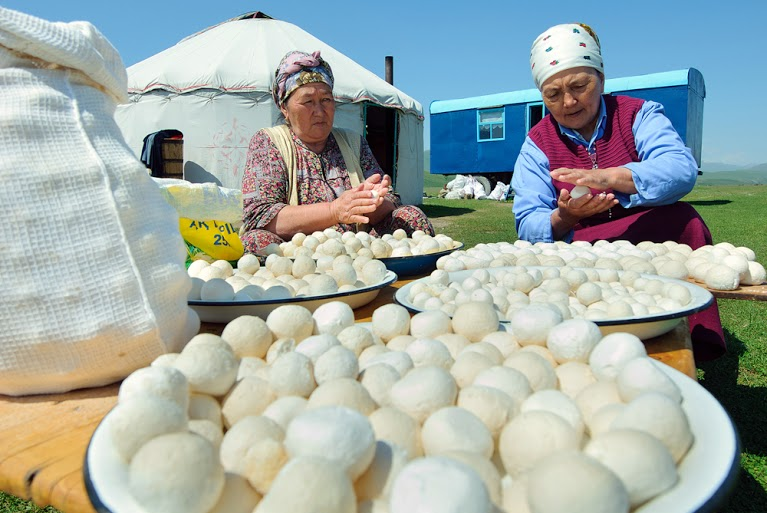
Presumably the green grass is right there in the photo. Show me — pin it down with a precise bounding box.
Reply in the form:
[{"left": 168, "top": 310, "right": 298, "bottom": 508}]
[{"left": 3, "top": 184, "right": 766, "bottom": 512}]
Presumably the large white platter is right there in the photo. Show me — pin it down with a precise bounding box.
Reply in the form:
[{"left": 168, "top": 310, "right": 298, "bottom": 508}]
[
  {"left": 394, "top": 267, "right": 714, "bottom": 340},
  {"left": 83, "top": 360, "right": 738, "bottom": 513},
  {"left": 379, "top": 243, "right": 464, "bottom": 277},
  {"left": 189, "top": 271, "right": 397, "bottom": 323}
]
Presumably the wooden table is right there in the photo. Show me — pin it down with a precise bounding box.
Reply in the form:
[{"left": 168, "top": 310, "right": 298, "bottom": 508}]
[{"left": 0, "top": 276, "right": 698, "bottom": 513}]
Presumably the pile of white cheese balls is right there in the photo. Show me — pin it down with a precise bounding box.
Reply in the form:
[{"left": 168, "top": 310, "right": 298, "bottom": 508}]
[
  {"left": 187, "top": 252, "right": 390, "bottom": 302},
  {"left": 262, "top": 228, "right": 461, "bottom": 260},
  {"left": 436, "top": 239, "right": 765, "bottom": 291},
  {"left": 108, "top": 300, "right": 695, "bottom": 513},
  {"left": 407, "top": 266, "right": 697, "bottom": 323}
]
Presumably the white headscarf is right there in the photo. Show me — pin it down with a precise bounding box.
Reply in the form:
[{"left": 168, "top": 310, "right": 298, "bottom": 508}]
[{"left": 530, "top": 23, "right": 603, "bottom": 90}]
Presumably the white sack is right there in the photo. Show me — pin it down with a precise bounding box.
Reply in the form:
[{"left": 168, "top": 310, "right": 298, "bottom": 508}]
[{"left": 0, "top": 7, "right": 199, "bottom": 395}]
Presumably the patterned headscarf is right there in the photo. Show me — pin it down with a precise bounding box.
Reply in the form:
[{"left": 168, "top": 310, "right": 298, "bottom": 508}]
[
  {"left": 272, "top": 50, "right": 334, "bottom": 107},
  {"left": 530, "top": 23, "right": 603, "bottom": 90}
]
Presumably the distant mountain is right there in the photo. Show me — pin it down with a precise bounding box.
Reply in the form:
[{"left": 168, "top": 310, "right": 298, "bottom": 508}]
[
  {"left": 699, "top": 162, "right": 743, "bottom": 173},
  {"left": 697, "top": 168, "right": 767, "bottom": 186}
]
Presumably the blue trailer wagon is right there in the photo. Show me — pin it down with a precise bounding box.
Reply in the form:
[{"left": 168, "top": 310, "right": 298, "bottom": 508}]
[{"left": 429, "top": 68, "right": 705, "bottom": 194}]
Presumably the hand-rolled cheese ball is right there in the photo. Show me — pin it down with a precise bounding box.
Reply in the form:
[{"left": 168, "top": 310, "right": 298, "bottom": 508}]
[
  {"left": 188, "top": 277, "right": 204, "bottom": 300},
  {"left": 589, "top": 332, "right": 647, "bottom": 381},
  {"left": 584, "top": 429, "right": 678, "bottom": 508},
  {"left": 472, "top": 365, "right": 532, "bottom": 405},
  {"left": 261, "top": 396, "right": 308, "bottom": 430},
  {"left": 221, "top": 315, "right": 273, "bottom": 358},
  {"left": 369, "top": 406, "right": 423, "bottom": 459},
  {"left": 173, "top": 338, "right": 238, "bottom": 396},
  {"left": 266, "top": 305, "right": 315, "bottom": 342},
  {"left": 575, "top": 380, "right": 624, "bottom": 426},
  {"left": 220, "top": 415, "right": 284, "bottom": 475},
  {"left": 436, "top": 333, "right": 472, "bottom": 359},
  {"left": 457, "top": 385, "right": 519, "bottom": 439},
  {"left": 359, "top": 363, "right": 400, "bottom": 407},
  {"left": 498, "top": 410, "right": 580, "bottom": 477},
  {"left": 743, "top": 260, "right": 767, "bottom": 285},
  {"left": 510, "top": 304, "right": 564, "bottom": 347},
  {"left": 264, "top": 337, "right": 296, "bottom": 364},
  {"left": 503, "top": 351, "right": 557, "bottom": 392},
  {"left": 312, "top": 301, "right": 355, "bottom": 336},
  {"left": 118, "top": 365, "right": 190, "bottom": 410},
  {"left": 576, "top": 281, "right": 603, "bottom": 306},
  {"left": 221, "top": 375, "right": 277, "bottom": 428},
  {"left": 389, "top": 456, "right": 491, "bottom": 513},
  {"left": 337, "top": 325, "right": 376, "bottom": 356},
  {"left": 188, "top": 259, "right": 210, "bottom": 278},
  {"left": 372, "top": 304, "right": 411, "bottom": 342},
  {"left": 188, "top": 419, "right": 224, "bottom": 449},
  {"left": 704, "top": 263, "right": 740, "bottom": 290},
  {"left": 450, "top": 351, "right": 495, "bottom": 389},
  {"left": 520, "top": 344, "right": 558, "bottom": 368},
  {"left": 361, "top": 259, "right": 388, "bottom": 285},
  {"left": 295, "top": 333, "right": 340, "bottom": 363},
  {"left": 313, "top": 345, "right": 359, "bottom": 384},
  {"left": 189, "top": 393, "right": 223, "bottom": 427},
  {"left": 208, "top": 473, "right": 262, "bottom": 513},
  {"left": 269, "top": 351, "right": 316, "bottom": 398},
  {"left": 546, "top": 319, "right": 602, "bottom": 364},
  {"left": 358, "top": 344, "right": 390, "bottom": 368},
  {"left": 307, "top": 377, "right": 377, "bottom": 415},
  {"left": 526, "top": 450, "right": 629, "bottom": 513},
  {"left": 459, "top": 341, "right": 504, "bottom": 365},
  {"left": 364, "top": 350, "right": 414, "bottom": 377},
  {"left": 452, "top": 301, "right": 499, "bottom": 342},
  {"left": 198, "top": 264, "right": 227, "bottom": 281},
  {"left": 243, "top": 437, "right": 288, "bottom": 495},
  {"left": 129, "top": 432, "right": 225, "bottom": 513},
  {"left": 615, "top": 357, "right": 682, "bottom": 403},
  {"left": 389, "top": 366, "right": 458, "bottom": 423},
  {"left": 355, "top": 440, "right": 409, "bottom": 502},
  {"left": 611, "top": 392, "right": 693, "bottom": 463},
  {"left": 405, "top": 338, "right": 454, "bottom": 370},
  {"left": 410, "top": 310, "right": 453, "bottom": 339},
  {"left": 284, "top": 405, "right": 375, "bottom": 480},
  {"left": 481, "top": 331, "right": 520, "bottom": 358},
  {"left": 520, "top": 389, "right": 585, "bottom": 439},
  {"left": 200, "top": 278, "right": 235, "bottom": 301},
  {"left": 237, "top": 253, "right": 261, "bottom": 274},
  {"left": 109, "top": 396, "right": 188, "bottom": 461},
  {"left": 569, "top": 185, "right": 591, "bottom": 199},
  {"left": 421, "top": 406, "right": 494, "bottom": 458},
  {"left": 555, "top": 361, "right": 597, "bottom": 398},
  {"left": 386, "top": 334, "right": 415, "bottom": 351},
  {"left": 254, "top": 456, "right": 355, "bottom": 513}
]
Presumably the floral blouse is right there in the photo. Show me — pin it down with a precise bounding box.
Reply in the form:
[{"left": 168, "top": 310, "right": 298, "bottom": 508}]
[{"left": 241, "top": 127, "right": 401, "bottom": 233}]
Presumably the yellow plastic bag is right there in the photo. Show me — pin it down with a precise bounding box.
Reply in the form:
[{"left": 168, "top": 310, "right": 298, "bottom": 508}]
[{"left": 179, "top": 217, "right": 243, "bottom": 263}]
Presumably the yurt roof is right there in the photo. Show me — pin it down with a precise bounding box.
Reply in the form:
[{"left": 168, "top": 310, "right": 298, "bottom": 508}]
[{"left": 126, "top": 12, "right": 423, "bottom": 118}]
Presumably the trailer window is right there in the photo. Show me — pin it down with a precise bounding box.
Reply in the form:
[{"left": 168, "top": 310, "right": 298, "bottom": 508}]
[
  {"left": 527, "top": 103, "right": 545, "bottom": 131},
  {"left": 477, "top": 108, "right": 505, "bottom": 142}
]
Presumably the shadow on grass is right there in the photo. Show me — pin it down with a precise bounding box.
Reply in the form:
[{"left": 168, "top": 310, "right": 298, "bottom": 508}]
[
  {"left": 421, "top": 204, "right": 474, "bottom": 219},
  {"left": 687, "top": 200, "right": 733, "bottom": 206},
  {"left": 698, "top": 330, "right": 767, "bottom": 512}
]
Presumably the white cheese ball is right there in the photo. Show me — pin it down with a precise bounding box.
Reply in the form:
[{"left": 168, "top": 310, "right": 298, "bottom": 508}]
[
  {"left": 173, "top": 338, "right": 238, "bottom": 396},
  {"left": 472, "top": 365, "right": 532, "bottom": 405},
  {"left": 188, "top": 277, "right": 204, "bottom": 300},
  {"left": 266, "top": 305, "right": 315, "bottom": 342},
  {"left": 108, "top": 396, "right": 188, "bottom": 462},
  {"left": 743, "top": 260, "right": 767, "bottom": 285},
  {"left": 459, "top": 341, "right": 504, "bottom": 365},
  {"left": 615, "top": 357, "right": 682, "bottom": 403},
  {"left": 704, "top": 264, "right": 740, "bottom": 290},
  {"left": 555, "top": 361, "right": 597, "bottom": 399},
  {"left": 337, "top": 325, "right": 376, "bottom": 356},
  {"left": 364, "top": 350, "right": 414, "bottom": 377},
  {"left": 437, "top": 333, "right": 472, "bottom": 359},
  {"left": 221, "top": 315, "right": 273, "bottom": 358},
  {"left": 295, "top": 333, "right": 340, "bottom": 363},
  {"left": 503, "top": 351, "right": 557, "bottom": 392},
  {"left": 510, "top": 305, "right": 563, "bottom": 347},
  {"left": 261, "top": 396, "right": 308, "bottom": 430},
  {"left": 243, "top": 438, "right": 288, "bottom": 496},
  {"left": 312, "top": 301, "right": 355, "bottom": 336},
  {"left": 211, "top": 259, "right": 235, "bottom": 277},
  {"left": 457, "top": 385, "right": 519, "bottom": 439},
  {"left": 520, "top": 389, "right": 585, "bottom": 439},
  {"left": 307, "top": 377, "right": 377, "bottom": 415},
  {"left": 450, "top": 351, "right": 495, "bottom": 389},
  {"left": 481, "top": 331, "right": 520, "bottom": 358},
  {"left": 221, "top": 376, "right": 277, "bottom": 428},
  {"left": 421, "top": 406, "right": 494, "bottom": 458},
  {"left": 118, "top": 365, "right": 189, "bottom": 411},
  {"left": 526, "top": 450, "right": 629, "bottom": 513},
  {"left": 452, "top": 301, "right": 499, "bottom": 342},
  {"left": 269, "top": 351, "right": 316, "bottom": 398},
  {"left": 355, "top": 440, "right": 409, "bottom": 502},
  {"left": 576, "top": 281, "right": 603, "bottom": 306},
  {"left": 369, "top": 406, "right": 423, "bottom": 459},
  {"left": 441, "top": 450, "right": 503, "bottom": 507},
  {"left": 589, "top": 332, "right": 648, "bottom": 381},
  {"left": 569, "top": 185, "right": 591, "bottom": 199},
  {"left": 188, "top": 418, "right": 224, "bottom": 450},
  {"left": 284, "top": 405, "right": 376, "bottom": 480},
  {"left": 200, "top": 278, "right": 235, "bottom": 301},
  {"left": 575, "top": 380, "right": 624, "bottom": 426},
  {"left": 610, "top": 392, "right": 693, "bottom": 463},
  {"left": 584, "top": 429, "right": 678, "bottom": 508},
  {"left": 498, "top": 411, "right": 580, "bottom": 477},
  {"left": 220, "top": 416, "right": 285, "bottom": 475},
  {"left": 254, "top": 456, "right": 355, "bottom": 513},
  {"left": 362, "top": 259, "right": 388, "bottom": 285},
  {"left": 372, "top": 303, "right": 411, "bottom": 342},
  {"left": 188, "top": 259, "right": 210, "bottom": 278},
  {"left": 546, "top": 319, "right": 602, "bottom": 364},
  {"left": 264, "top": 337, "right": 296, "bottom": 364},
  {"left": 129, "top": 432, "right": 225, "bottom": 513},
  {"left": 389, "top": 366, "right": 458, "bottom": 423},
  {"left": 189, "top": 393, "right": 223, "bottom": 427},
  {"left": 389, "top": 456, "right": 491, "bottom": 513},
  {"left": 405, "top": 338, "right": 454, "bottom": 370},
  {"left": 198, "top": 265, "right": 227, "bottom": 281},
  {"left": 208, "top": 473, "right": 262, "bottom": 513},
  {"left": 313, "top": 345, "right": 359, "bottom": 384},
  {"left": 359, "top": 363, "right": 401, "bottom": 407},
  {"left": 410, "top": 310, "right": 453, "bottom": 339}
]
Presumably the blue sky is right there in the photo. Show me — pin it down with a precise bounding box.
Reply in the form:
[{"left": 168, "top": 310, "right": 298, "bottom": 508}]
[{"left": 5, "top": 1, "right": 765, "bottom": 166}]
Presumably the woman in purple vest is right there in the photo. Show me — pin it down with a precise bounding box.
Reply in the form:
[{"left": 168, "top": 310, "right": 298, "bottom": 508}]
[{"left": 511, "top": 23, "right": 725, "bottom": 360}]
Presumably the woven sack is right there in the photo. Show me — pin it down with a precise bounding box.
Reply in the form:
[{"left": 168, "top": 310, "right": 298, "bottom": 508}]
[{"left": 0, "top": 7, "right": 199, "bottom": 395}]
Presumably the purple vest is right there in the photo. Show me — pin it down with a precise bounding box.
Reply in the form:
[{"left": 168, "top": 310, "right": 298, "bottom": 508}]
[{"left": 529, "top": 95, "right": 644, "bottom": 196}]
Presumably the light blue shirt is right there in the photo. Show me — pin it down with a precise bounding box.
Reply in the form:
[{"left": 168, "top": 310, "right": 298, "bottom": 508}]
[{"left": 511, "top": 98, "right": 699, "bottom": 243}]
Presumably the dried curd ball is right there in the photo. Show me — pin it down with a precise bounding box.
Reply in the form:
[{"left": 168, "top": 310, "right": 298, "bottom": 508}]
[
  {"left": 109, "top": 395, "right": 188, "bottom": 461},
  {"left": 421, "top": 406, "right": 494, "bottom": 459},
  {"left": 220, "top": 315, "right": 273, "bottom": 358},
  {"left": 118, "top": 365, "right": 190, "bottom": 411},
  {"left": 389, "top": 366, "right": 458, "bottom": 423},
  {"left": 266, "top": 305, "right": 315, "bottom": 342},
  {"left": 372, "top": 303, "right": 411, "bottom": 342},
  {"left": 313, "top": 301, "right": 355, "bottom": 336},
  {"left": 354, "top": 440, "right": 409, "bottom": 502}
]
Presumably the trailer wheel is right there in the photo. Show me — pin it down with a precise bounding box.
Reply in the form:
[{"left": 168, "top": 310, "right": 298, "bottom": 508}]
[{"left": 475, "top": 176, "right": 492, "bottom": 196}]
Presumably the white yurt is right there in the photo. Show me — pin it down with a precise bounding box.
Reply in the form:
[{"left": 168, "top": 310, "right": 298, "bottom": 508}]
[{"left": 115, "top": 12, "right": 425, "bottom": 205}]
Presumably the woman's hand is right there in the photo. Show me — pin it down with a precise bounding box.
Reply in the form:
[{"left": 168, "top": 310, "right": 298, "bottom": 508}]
[
  {"left": 551, "top": 188, "right": 618, "bottom": 240},
  {"left": 551, "top": 166, "right": 637, "bottom": 194},
  {"left": 330, "top": 183, "right": 381, "bottom": 225}
]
